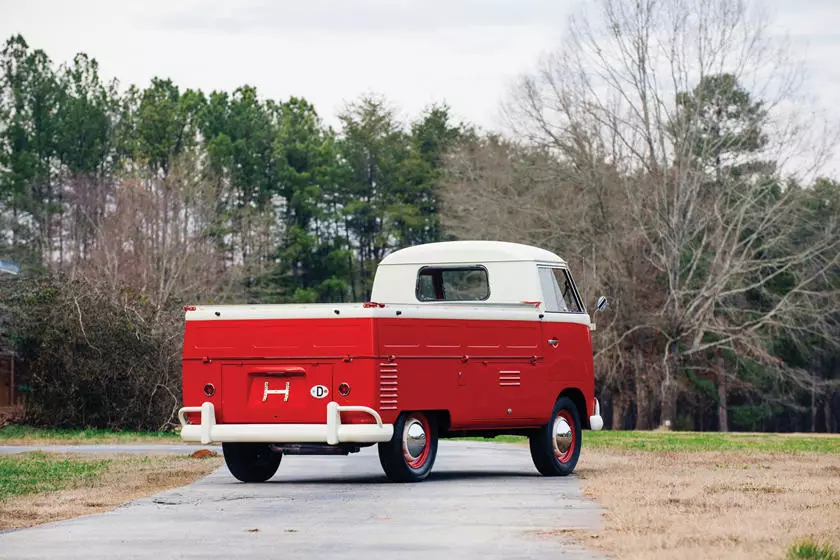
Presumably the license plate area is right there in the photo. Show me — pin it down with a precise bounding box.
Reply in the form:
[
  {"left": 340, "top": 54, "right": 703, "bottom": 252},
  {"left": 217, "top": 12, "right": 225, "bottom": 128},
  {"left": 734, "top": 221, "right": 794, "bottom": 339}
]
[{"left": 221, "top": 363, "right": 333, "bottom": 423}]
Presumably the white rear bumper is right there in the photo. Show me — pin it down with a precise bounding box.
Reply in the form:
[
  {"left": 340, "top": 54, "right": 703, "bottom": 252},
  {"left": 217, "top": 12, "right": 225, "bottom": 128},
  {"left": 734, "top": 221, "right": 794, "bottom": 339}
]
[
  {"left": 178, "top": 401, "right": 394, "bottom": 445},
  {"left": 589, "top": 398, "right": 604, "bottom": 431}
]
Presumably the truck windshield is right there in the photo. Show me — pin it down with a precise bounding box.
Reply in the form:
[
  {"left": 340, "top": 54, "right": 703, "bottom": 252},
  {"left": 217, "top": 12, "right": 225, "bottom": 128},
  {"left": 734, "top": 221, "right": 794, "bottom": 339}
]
[{"left": 538, "top": 267, "right": 583, "bottom": 313}]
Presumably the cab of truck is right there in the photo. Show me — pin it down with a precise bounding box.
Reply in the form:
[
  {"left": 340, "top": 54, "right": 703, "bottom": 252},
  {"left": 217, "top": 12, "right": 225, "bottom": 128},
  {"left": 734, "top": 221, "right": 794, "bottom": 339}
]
[{"left": 179, "top": 241, "right": 605, "bottom": 483}]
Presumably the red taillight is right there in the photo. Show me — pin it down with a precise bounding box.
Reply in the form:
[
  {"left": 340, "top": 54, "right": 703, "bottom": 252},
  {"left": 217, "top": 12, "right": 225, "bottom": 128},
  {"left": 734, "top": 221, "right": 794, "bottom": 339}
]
[
  {"left": 203, "top": 383, "right": 216, "bottom": 397},
  {"left": 338, "top": 382, "right": 351, "bottom": 397},
  {"left": 184, "top": 305, "right": 197, "bottom": 311}
]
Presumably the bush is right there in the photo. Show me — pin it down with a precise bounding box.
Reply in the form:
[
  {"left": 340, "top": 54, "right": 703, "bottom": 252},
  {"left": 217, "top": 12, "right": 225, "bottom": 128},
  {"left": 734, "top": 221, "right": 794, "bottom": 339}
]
[{"left": 1, "top": 275, "right": 183, "bottom": 431}]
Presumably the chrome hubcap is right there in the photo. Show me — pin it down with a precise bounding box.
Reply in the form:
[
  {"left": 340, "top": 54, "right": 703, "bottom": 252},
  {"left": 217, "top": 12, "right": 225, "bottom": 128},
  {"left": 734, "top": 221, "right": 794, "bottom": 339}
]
[
  {"left": 553, "top": 416, "right": 573, "bottom": 455},
  {"left": 404, "top": 419, "right": 427, "bottom": 460}
]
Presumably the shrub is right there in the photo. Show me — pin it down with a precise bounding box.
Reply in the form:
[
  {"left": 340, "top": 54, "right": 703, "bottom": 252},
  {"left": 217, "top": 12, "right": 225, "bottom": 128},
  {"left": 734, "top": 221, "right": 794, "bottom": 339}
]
[{"left": 1, "top": 275, "right": 183, "bottom": 431}]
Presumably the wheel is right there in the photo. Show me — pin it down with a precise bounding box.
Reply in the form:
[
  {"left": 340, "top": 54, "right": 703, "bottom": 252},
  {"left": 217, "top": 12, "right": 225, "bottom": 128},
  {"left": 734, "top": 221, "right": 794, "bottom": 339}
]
[
  {"left": 378, "top": 412, "right": 438, "bottom": 482},
  {"left": 222, "top": 442, "right": 282, "bottom": 482},
  {"left": 529, "top": 396, "right": 582, "bottom": 476}
]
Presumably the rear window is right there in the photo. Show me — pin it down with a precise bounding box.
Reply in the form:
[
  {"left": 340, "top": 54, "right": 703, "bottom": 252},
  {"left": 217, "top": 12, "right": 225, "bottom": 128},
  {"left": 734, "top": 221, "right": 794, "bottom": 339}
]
[{"left": 416, "top": 266, "right": 490, "bottom": 302}]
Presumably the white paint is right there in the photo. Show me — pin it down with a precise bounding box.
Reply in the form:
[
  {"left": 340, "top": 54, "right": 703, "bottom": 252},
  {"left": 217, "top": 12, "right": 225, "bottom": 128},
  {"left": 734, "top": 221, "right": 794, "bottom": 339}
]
[
  {"left": 179, "top": 401, "right": 394, "bottom": 445},
  {"left": 185, "top": 241, "right": 594, "bottom": 327},
  {"left": 185, "top": 302, "right": 593, "bottom": 327},
  {"left": 589, "top": 398, "right": 604, "bottom": 431},
  {"left": 310, "top": 385, "right": 329, "bottom": 399},
  {"left": 377, "top": 240, "right": 566, "bottom": 266},
  {"left": 262, "top": 381, "right": 290, "bottom": 403}
]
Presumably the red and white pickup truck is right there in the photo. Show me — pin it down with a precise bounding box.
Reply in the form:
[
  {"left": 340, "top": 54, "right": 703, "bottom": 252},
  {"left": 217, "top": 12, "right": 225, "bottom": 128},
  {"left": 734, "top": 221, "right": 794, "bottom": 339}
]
[{"left": 179, "top": 241, "right": 605, "bottom": 482}]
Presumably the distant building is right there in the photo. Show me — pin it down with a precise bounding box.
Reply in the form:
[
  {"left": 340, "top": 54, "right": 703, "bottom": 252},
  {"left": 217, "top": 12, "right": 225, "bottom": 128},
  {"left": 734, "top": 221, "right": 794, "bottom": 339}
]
[{"left": 0, "top": 260, "right": 19, "bottom": 276}]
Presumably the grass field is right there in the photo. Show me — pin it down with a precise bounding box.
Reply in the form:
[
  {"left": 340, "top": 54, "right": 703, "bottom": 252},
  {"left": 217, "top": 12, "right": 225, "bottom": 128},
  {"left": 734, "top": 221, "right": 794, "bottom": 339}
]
[
  {"left": 0, "top": 425, "right": 180, "bottom": 445},
  {"left": 585, "top": 430, "right": 840, "bottom": 453},
  {"left": 0, "top": 451, "right": 222, "bottom": 529},
  {"left": 5, "top": 424, "right": 840, "bottom": 453},
  {"left": 0, "top": 452, "right": 108, "bottom": 500},
  {"left": 464, "top": 429, "right": 840, "bottom": 453}
]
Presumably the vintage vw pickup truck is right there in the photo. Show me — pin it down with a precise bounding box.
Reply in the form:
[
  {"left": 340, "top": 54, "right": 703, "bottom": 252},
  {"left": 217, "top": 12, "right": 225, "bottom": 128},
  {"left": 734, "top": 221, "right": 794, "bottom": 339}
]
[{"left": 179, "top": 241, "right": 605, "bottom": 483}]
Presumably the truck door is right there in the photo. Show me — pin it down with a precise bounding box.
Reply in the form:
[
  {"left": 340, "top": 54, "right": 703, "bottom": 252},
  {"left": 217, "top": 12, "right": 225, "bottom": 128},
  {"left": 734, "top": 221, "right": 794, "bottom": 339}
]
[{"left": 537, "top": 266, "right": 590, "bottom": 414}]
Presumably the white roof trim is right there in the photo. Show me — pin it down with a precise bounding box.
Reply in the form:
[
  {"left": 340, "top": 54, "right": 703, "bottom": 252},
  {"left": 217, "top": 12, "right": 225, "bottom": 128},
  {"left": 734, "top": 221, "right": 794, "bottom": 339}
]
[
  {"left": 185, "top": 303, "right": 591, "bottom": 326},
  {"left": 378, "top": 241, "right": 566, "bottom": 266}
]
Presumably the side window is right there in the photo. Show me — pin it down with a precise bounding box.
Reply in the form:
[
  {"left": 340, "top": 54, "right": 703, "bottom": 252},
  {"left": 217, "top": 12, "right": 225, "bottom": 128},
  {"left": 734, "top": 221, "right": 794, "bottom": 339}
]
[
  {"left": 417, "top": 273, "right": 438, "bottom": 301},
  {"left": 538, "top": 267, "right": 583, "bottom": 313},
  {"left": 416, "top": 266, "right": 490, "bottom": 302}
]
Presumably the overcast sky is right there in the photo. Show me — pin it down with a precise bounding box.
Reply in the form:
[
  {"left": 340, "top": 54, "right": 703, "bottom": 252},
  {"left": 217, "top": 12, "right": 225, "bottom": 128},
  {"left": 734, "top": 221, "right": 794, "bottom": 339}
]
[{"left": 2, "top": 0, "right": 839, "bottom": 169}]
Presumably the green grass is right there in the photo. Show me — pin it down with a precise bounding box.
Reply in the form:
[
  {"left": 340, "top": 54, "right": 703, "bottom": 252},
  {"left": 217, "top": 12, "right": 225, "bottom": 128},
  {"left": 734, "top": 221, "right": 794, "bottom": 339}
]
[
  {"left": 0, "top": 452, "right": 109, "bottom": 501},
  {"left": 4, "top": 425, "right": 838, "bottom": 453},
  {"left": 0, "top": 425, "right": 180, "bottom": 444},
  {"left": 788, "top": 541, "right": 840, "bottom": 560},
  {"left": 458, "top": 430, "right": 840, "bottom": 453}
]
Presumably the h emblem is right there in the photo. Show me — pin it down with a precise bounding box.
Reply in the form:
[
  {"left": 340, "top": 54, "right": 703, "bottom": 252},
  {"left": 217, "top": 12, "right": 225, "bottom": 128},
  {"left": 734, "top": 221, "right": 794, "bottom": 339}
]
[{"left": 263, "top": 381, "right": 290, "bottom": 403}]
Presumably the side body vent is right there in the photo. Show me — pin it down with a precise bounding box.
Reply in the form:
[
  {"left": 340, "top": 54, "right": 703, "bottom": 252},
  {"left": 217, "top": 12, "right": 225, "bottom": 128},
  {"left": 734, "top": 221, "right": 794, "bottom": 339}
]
[
  {"left": 379, "top": 362, "right": 399, "bottom": 411},
  {"left": 499, "top": 370, "right": 521, "bottom": 387}
]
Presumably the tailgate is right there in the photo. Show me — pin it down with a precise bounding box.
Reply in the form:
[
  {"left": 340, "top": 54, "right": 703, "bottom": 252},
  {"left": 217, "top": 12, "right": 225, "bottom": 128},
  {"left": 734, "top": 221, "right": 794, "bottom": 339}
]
[{"left": 221, "top": 363, "right": 333, "bottom": 423}]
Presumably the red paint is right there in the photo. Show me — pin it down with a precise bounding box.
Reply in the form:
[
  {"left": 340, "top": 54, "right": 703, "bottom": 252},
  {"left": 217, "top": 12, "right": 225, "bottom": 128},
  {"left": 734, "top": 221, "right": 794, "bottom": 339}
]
[
  {"left": 182, "top": 316, "right": 595, "bottom": 431},
  {"left": 555, "top": 409, "right": 576, "bottom": 463},
  {"left": 403, "top": 413, "right": 432, "bottom": 468}
]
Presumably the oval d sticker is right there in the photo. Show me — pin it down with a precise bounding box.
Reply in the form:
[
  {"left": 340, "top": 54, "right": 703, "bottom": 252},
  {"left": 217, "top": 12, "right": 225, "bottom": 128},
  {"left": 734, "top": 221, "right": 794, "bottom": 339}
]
[{"left": 310, "top": 385, "right": 329, "bottom": 399}]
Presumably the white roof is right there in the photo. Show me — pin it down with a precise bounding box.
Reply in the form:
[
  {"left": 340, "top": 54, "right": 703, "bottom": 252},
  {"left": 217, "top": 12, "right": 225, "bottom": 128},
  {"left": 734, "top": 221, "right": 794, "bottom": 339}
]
[{"left": 378, "top": 241, "right": 566, "bottom": 266}]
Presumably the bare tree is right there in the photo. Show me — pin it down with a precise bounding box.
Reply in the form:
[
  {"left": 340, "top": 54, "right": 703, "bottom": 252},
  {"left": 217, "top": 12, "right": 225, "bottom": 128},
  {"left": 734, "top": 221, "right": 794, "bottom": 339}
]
[
  {"left": 78, "top": 149, "right": 242, "bottom": 311},
  {"left": 450, "top": 0, "right": 840, "bottom": 429}
]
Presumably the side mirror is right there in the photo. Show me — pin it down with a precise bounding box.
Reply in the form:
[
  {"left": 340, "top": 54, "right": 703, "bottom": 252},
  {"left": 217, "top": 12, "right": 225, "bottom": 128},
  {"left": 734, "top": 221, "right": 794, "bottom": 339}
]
[{"left": 595, "top": 295, "right": 609, "bottom": 313}]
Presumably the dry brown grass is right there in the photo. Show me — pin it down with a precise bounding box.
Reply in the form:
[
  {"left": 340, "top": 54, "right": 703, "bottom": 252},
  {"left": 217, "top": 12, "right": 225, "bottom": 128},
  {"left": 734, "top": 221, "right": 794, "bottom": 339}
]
[
  {"left": 0, "top": 452, "right": 221, "bottom": 530},
  {"left": 575, "top": 450, "right": 840, "bottom": 559}
]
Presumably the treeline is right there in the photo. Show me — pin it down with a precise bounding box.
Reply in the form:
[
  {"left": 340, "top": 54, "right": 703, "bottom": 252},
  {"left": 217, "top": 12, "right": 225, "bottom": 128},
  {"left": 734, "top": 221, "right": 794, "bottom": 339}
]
[
  {"left": 0, "top": 34, "right": 461, "bottom": 306},
  {"left": 2, "top": 0, "right": 839, "bottom": 432}
]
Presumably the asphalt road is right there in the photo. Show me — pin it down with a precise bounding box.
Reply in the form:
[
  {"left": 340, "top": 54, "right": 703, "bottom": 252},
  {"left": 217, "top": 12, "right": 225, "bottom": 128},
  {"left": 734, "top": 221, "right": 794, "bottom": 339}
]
[{"left": 0, "top": 441, "right": 604, "bottom": 559}]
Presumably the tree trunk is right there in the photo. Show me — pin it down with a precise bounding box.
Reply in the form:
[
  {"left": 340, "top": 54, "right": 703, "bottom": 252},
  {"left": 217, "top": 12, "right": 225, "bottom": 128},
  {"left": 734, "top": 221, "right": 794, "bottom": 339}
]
[
  {"left": 660, "top": 340, "right": 680, "bottom": 429},
  {"left": 611, "top": 393, "right": 626, "bottom": 430},
  {"left": 825, "top": 391, "right": 834, "bottom": 433},
  {"left": 635, "top": 372, "right": 652, "bottom": 430},
  {"left": 344, "top": 218, "right": 356, "bottom": 301},
  {"left": 718, "top": 372, "right": 729, "bottom": 432},
  {"left": 660, "top": 379, "right": 678, "bottom": 430}
]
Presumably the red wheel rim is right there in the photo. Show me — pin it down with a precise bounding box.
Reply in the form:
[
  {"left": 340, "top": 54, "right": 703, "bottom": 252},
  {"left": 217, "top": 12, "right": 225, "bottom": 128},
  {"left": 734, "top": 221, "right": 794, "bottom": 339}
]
[
  {"left": 402, "top": 414, "right": 431, "bottom": 469},
  {"left": 553, "top": 410, "right": 576, "bottom": 463}
]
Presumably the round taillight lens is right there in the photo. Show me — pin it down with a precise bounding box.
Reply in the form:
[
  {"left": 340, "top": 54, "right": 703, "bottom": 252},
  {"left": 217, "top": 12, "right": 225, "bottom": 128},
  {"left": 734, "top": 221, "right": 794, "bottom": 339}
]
[
  {"left": 338, "top": 382, "right": 351, "bottom": 397},
  {"left": 203, "top": 383, "right": 216, "bottom": 397}
]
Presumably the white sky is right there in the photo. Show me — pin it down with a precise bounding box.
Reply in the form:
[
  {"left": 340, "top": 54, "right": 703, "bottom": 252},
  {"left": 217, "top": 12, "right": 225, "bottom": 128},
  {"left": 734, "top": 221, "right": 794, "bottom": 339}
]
[{"left": 1, "top": 0, "right": 839, "bottom": 171}]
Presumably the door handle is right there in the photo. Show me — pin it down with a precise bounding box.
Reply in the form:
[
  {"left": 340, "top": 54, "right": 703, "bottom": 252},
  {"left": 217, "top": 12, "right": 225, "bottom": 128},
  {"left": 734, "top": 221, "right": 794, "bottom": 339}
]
[{"left": 548, "top": 338, "right": 559, "bottom": 348}]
